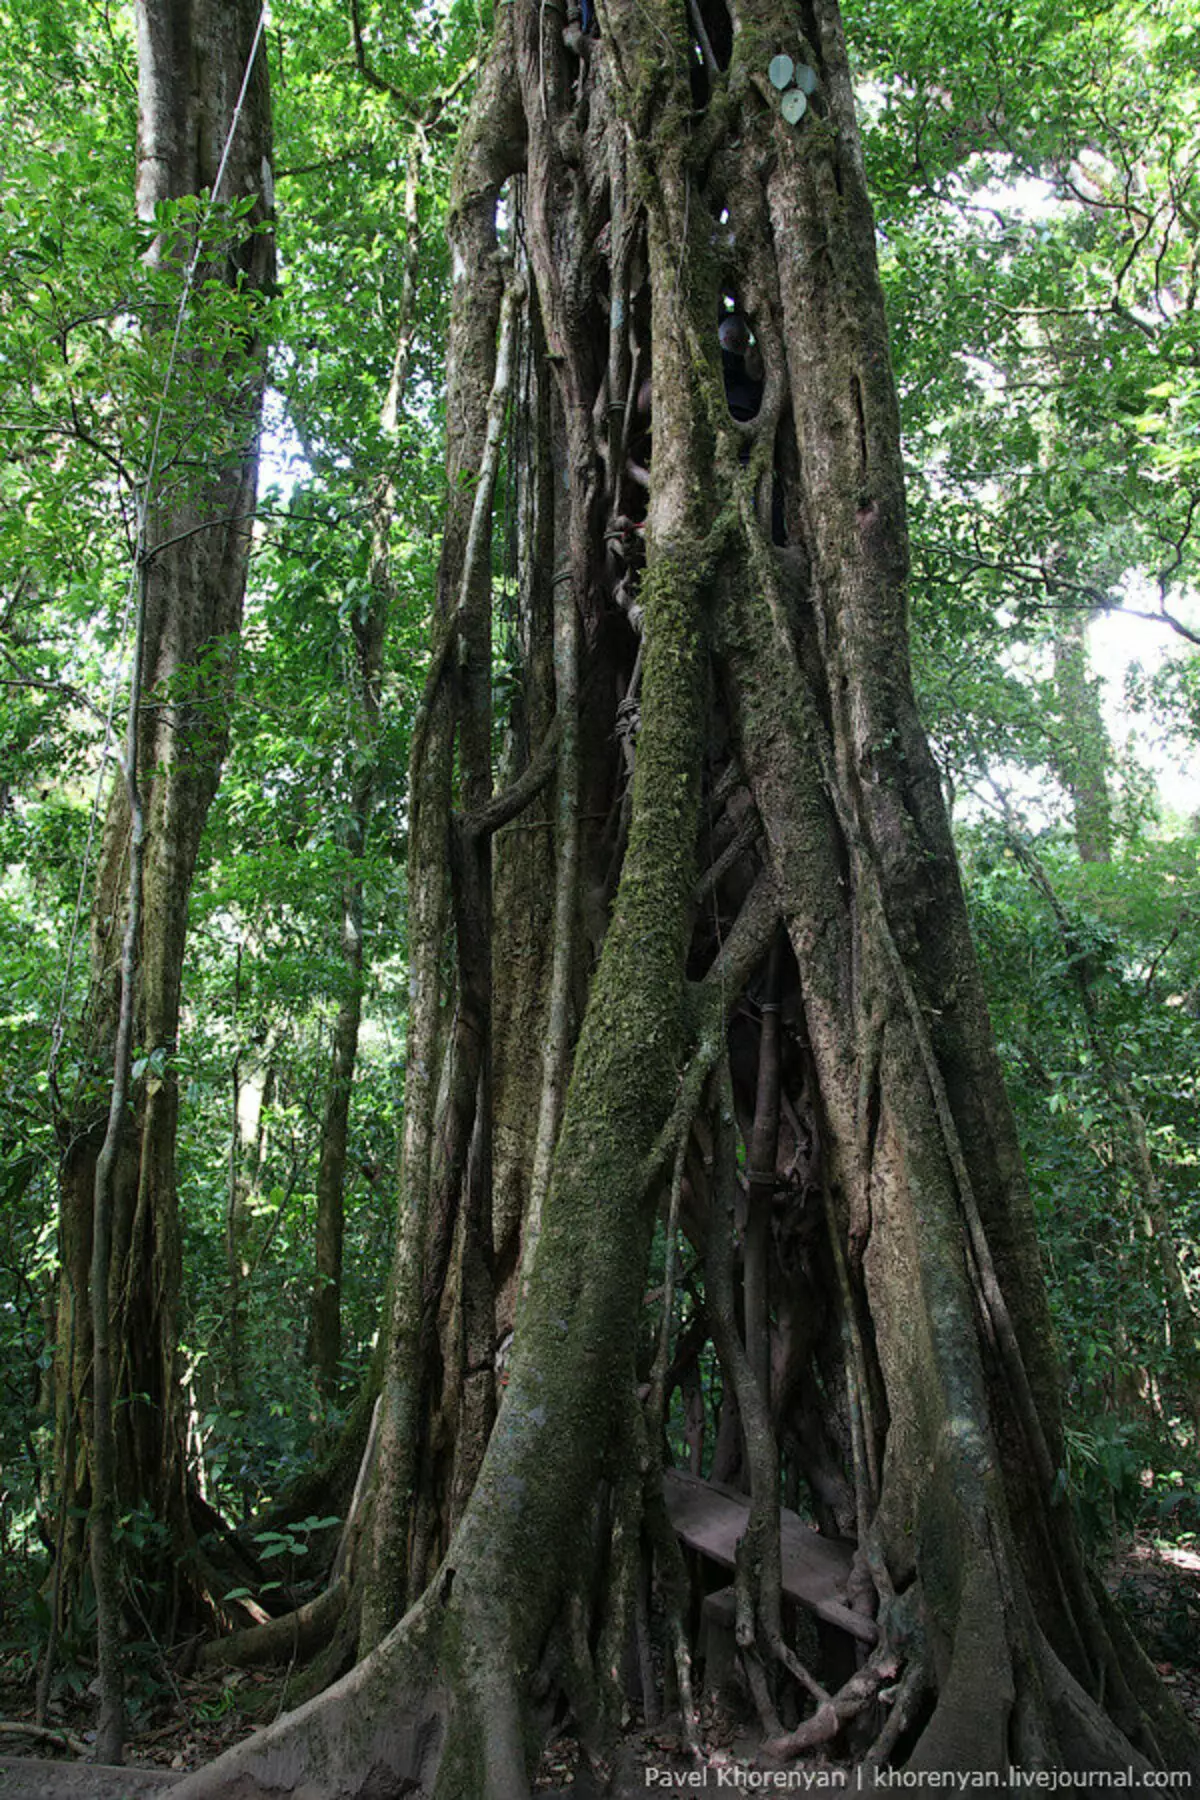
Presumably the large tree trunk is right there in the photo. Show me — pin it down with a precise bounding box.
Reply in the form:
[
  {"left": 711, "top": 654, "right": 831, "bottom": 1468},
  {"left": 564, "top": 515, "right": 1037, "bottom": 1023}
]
[
  {"left": 167, "top": 0, "right": 1198, "bottom": 1792},
  {"left": 51, "top": 0, "right": 273, "bottom": 1640}
]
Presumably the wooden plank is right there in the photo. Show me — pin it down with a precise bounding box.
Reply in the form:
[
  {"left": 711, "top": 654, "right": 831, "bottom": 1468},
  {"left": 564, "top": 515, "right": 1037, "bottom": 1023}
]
[{"left": 662, "top": 1469, "right": 877, "bottom": 1645}]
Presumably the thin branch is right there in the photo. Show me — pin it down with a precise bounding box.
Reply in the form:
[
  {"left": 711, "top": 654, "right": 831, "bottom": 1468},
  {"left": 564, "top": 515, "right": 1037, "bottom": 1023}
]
[
  {"left": 348, "top": 0, "right": 478, "bottom": 129},
  {"left": 421, "top": 53, "right": 480, "bottom": 130},
  {"left": 686, "top": 0, "right": 719, "bottom": 75},
  {"left": 276, "top": 141, "right": 377, "bottom": 178},
  {"left": 68, "top": 399, "right": 130, "bottom": 480},
  {"left": 1156, "top": 488, "right": 1200, "bottom": 608},
  {"left": 249, "top": 1154, "right": 303, "bottom": 1279},
  {"left": 0, "top": 655, "right": 109, "bottom": 728},
  {"left": 349, "top": 0, "right": 412, "bottom": 104},
  {"left": 143, "top": 509, "right": 258, "bottom": 562},
  {"left": 930, "top": 541, "right": 1200, "bottom": 642},
  {"left": 1121, "top": 603, "right": 1200, "bottom": 647},
  {"left": 1142, "top": 916, "right": 1184, "bottom": 999},
  {"left": 692, "top": 810, "right": 762, "bottom": 907},
  {"left": 1, "top": 571, "right": 32, "bottom": 628}
]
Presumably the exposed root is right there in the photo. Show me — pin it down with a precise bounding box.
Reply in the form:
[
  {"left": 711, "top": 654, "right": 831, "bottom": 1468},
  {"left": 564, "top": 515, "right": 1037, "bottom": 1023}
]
[
  {"left": 0, "top": 1720, "right": 90, "bottom": 1756},
  {"left": 861, "top": 1656, "right": 933, "bottom": 1771},
  {"left": 744, "top": 1646, "right": 785, "bottom": 1742},
  {"left": 763, "top": 1647, "right": 900, "bottom": 1760},
  {"left": 198, "top": 1578, "right": 347, "bottom": 1670},
  {"left": 771, "top": 1633, "right": 830, "bottom": 1708},
  {"left": 1091, "top": 1581, "right": 1200, "bottom": 1773},
  {"left": 1036, "top": 1630, "right": 1155, "bottom": 1775},
  {"left": 905, "top": 1556, "right": 1015, "bottom": 1776},
  {"left": 161, "top": 1591, "right": 446, "bottom": 1800},
  {"left": 276, "top": 1586, "right": 362, "bottom": 1711}
]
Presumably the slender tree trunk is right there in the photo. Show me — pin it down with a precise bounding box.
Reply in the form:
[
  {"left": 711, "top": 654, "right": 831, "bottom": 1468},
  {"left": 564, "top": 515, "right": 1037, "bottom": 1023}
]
[
  {"left": 51, "top": 0, "right": 273, "bottom": 1638},
  {"left": 226, "top": 1004, "right": 273, "bottom": 1496},
  {"left": 309, "top": 886, "right": 363, "bottom": 1409},
  {"left": 309, "top": 149, "right": 421, "bottom": 1411},
  {"left": 1052, "top": 610, "right": 1113, "bottom": 864},
  {"left": 87, "top": 556, "right": 150, "bottom": 1763}
]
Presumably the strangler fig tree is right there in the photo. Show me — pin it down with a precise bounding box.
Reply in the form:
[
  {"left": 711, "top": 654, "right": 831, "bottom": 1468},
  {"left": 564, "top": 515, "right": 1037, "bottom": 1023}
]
[{"left": 166, "top": 0, "right": 1198, "bottom": 1792}]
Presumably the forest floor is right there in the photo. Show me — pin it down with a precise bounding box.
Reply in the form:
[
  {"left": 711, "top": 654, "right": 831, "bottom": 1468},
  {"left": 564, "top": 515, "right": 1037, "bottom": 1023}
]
[
  {"left": 1103, "top": 1533, "right": 1200, "bottom": 1723},
  {"left": 0, "top": 1532, "right": 1196, "bottom": 1798},
  {"left": 532, "top": 1531, "right": 1200, "bottom": 1793}
]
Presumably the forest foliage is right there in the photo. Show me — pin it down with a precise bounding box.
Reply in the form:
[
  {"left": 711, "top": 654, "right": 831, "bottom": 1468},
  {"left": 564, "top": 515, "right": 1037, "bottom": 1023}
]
[{"left": 0, "top": 0, "right": 1198, "bottom": 1703}]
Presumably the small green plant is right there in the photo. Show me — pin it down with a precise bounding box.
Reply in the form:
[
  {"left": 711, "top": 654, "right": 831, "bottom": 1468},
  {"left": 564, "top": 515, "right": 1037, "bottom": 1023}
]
[
  {"left": 220, "top": 1514, "right": 342, "bottom": 1602},
  {"left": 1063, "top": 1418, "right": 1144, "bottom": 1546}
]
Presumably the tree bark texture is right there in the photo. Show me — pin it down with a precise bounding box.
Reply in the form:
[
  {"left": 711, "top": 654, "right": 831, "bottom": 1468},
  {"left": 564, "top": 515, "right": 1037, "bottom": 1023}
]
[
  {"left": 168, "top": 0, "right": 1198, "bottom": 1792},
  {"left": 52, "top": 0, "right": 273, "bottom": 1634}
]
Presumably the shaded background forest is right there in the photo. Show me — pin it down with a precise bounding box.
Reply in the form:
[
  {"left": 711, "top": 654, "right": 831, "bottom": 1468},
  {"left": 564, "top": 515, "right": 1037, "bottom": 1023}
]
[{"left": 1, "top": 0, "right": 1198, "bottom": 1720}]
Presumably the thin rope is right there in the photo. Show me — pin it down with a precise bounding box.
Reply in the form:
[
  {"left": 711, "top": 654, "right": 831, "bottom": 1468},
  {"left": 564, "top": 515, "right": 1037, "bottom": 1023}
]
[{"left": 48, "top": 2, "right": 270, "bottom": 1095}]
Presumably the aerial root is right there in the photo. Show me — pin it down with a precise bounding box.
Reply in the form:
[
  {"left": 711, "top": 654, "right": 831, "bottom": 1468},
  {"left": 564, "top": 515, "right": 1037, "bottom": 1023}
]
[
  {"left": 638, "top": 1443, "right": 704, "bottom": 1760},
  {"left": 662, "top": 1555, "right": 704, "bottom": 1763},
  {"left": 736, "top": 1621, "right": 831, "bottom": 1742},
  {"left": 766, "top": 1629, "right": 830, "bottom": 1708},
  {"left": 762, "top": 1647, "right": 902, "bottom": 1761},
  {"left": 861, "top": 1657, "right": 933, "bottom": 1771},
  {"left": 743, "top": 1643, "right": 785, "bottom": 1741}
]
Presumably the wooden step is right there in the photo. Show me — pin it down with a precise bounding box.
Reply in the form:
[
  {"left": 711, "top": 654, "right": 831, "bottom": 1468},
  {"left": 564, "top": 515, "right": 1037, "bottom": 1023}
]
[{"left": 662, "top": 1468, "right": 877, "bottom": 1646}]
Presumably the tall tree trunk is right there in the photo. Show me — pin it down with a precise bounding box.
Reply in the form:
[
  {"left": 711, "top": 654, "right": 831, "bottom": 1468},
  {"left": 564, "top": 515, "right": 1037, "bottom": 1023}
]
[
  {"left": 1052, "top": 610, "right": 1113, "bottom": 864},
  {"left": 308, "top": 149, "right": 421, "bottom": 1413},
  {"left": 169, "top": 0, "right": 1198, "bottom": 1793},
  {"left": 227, "top": 1002, "right": 273, "bottom": 1491},
  {"left": 51, "top": 0, "right": 273, "bottom": 1640}
]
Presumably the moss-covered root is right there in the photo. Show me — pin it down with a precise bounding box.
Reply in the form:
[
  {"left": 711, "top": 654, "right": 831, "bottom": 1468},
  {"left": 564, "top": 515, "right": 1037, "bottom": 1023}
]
[
  {"left": 892, "top": 1551, "right": 1194, "bottom": 1784},
  {"left": 157, "top": 1581, "right": 547, "bottom": 1800},
  {"left": 903, "top": 1555, "right": 1021, "bottom": 1778},
  {"left": 430, "top": 1654, "right": 531, "bottom": 1800},
  {"left": 157, "top": 1593, "right": 449, "bottom": 1800}
]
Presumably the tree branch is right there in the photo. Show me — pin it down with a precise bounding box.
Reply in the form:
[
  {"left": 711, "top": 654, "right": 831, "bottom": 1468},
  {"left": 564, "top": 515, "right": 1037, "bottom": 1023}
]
[
  {"left": 348, "top": 0, "right": 478, "bottom": 129},
  {"left": 0, "top": 652, "right": 108, "bottom": 728}
]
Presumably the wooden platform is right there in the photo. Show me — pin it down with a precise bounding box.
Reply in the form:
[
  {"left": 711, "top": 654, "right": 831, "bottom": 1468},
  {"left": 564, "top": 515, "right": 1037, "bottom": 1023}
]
[{"left": 662, "top": 1468, "right": 877, "bottom": 1645}]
